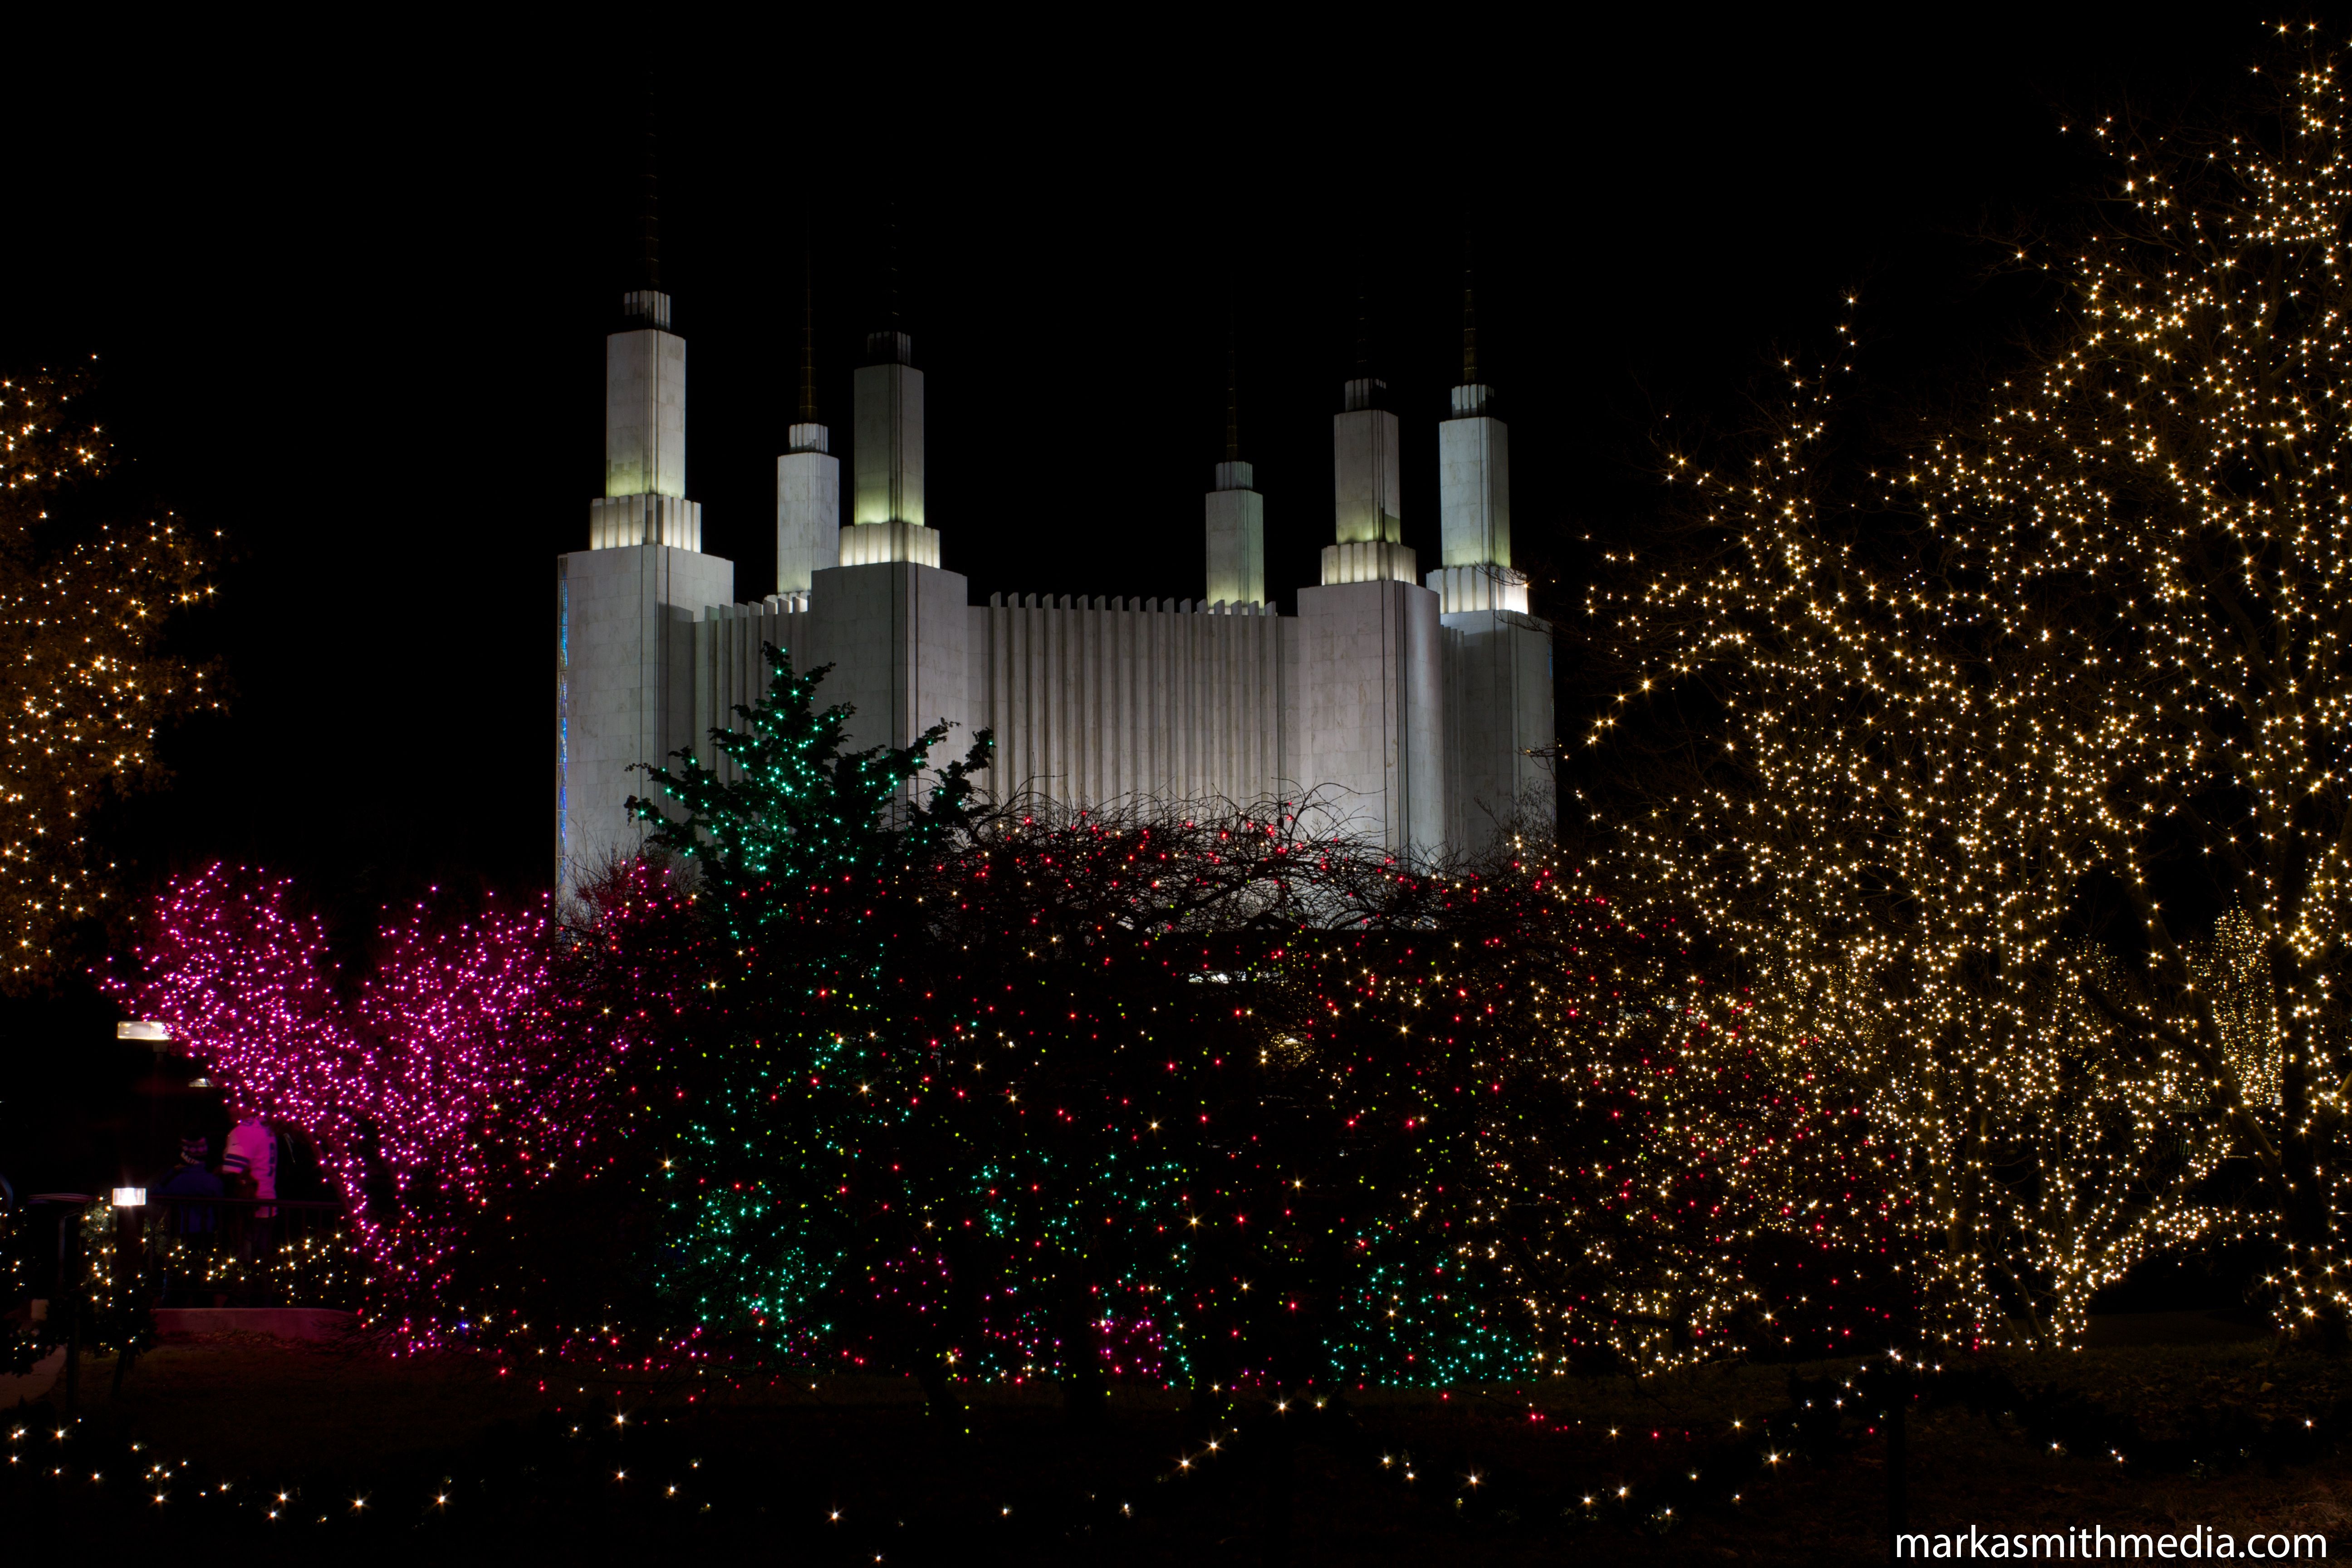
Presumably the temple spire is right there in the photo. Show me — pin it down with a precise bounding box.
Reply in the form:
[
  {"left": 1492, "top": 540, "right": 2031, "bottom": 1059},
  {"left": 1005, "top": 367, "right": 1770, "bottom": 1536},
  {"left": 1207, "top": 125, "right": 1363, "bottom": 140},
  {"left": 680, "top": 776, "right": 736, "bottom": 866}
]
[
  {"left": 777, "top": 228, "right": 839, "bottom": 595},
  {"left": 636, "top": 83, "right": 660, "bottom": 292},
  {"left": 843, "top": 204, "right": 932, "bottom": 567},
  {"left": 864, "top": 204, "right": 911, "bottom": 367},
  {"left": 1223, "top": 319, "right": 1240, "bottom": 464},
  {"left": 1326, "top": 280, "right": 1410, "bottom": 586},
  {"left": 591, "top": 71, "right": 695, "bottom": 552},
  {"left": 1461, "top": 235, "right": 1479, "bottom": 385},
  {"left": 1342, "top": 280, "right": 1384, "bottom": 415},
  {"left": 799, "top": 229, "right": 819, "bottom": 423},
  {"left": 1428, "top": 230, "right": 1524, "bottom": 614},
  {"left": 619, "top": 77, "right": 669, "bottom": 330},
  {"left": 1206, "top": 314, "right": 1264, "bottom": 607}
]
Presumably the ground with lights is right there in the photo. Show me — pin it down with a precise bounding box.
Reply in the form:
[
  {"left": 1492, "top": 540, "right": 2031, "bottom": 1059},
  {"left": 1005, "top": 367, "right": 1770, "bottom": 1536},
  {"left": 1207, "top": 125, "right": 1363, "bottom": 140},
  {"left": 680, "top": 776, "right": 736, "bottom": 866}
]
[{"left": 15, "top": 1334, "right": 2352, "bottom": 1562}]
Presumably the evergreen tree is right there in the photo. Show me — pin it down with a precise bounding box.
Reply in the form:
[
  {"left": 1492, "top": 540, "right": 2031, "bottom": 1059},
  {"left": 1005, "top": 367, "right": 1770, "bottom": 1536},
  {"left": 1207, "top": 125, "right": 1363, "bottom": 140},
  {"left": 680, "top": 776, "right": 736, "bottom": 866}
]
[
  {"left": 625, "top": 642, "right": 990, "bottom": 926},
  {"left": 621, "top": 644, "right": 993, "bottom": 1378}
]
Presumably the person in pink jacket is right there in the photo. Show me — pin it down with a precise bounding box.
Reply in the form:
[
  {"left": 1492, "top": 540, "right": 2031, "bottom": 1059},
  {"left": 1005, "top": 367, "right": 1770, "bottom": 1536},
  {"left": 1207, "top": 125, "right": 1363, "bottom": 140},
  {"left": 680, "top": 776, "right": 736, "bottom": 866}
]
[{"left": 220, "top": 1118, "right": 279, "bottom": 1294}]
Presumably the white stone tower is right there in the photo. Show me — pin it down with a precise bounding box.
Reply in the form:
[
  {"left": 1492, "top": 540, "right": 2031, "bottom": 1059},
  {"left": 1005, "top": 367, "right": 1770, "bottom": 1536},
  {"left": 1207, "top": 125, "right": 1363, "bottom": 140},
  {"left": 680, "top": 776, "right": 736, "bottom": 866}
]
[
  {"left": 555, "top": 129, "right": 735, "bottom": 895},
  {"left": 1204, "top": 464, "right": 1265, "bottom": 608},
  {"left": 775, "top": 260, "right": 839, "bottom": 599},
  {"left": 1322, "top": 381, "right": 1418, "bottom": 588},
  {"left": 1204, "top": 336, "right": 1265, "bottom": 607},
  {"left": 1290, "top": 318, "right": 1447, "bottom": 855},
  {"left": 1427, "top": 266, "right": 1552, "bottom": 840},
  {"left": 1427, "top": 268, "right": 1527, "bottom": 616},
  {"left": 797, "top": 307, "right": 970, "bottom": 763},
  {"left": 591, "top": 285, "right": 699, "bottom": 550},
  {"left": 841, "top": 327, "right": 936, "bottom": 569},
  {"left": 555, "top": 194, "right": 1552, "bottom": 900},
  {"left": 1432, "top": 384, "right": 1515, "bottom": 607}
]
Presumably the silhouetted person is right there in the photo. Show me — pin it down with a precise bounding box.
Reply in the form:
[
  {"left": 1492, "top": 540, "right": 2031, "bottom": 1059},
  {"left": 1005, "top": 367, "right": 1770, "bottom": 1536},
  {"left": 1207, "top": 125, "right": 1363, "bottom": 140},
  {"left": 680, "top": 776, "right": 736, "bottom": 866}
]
[{"left": 156, "top": 1136, "right": 224, "bottom": 1306}]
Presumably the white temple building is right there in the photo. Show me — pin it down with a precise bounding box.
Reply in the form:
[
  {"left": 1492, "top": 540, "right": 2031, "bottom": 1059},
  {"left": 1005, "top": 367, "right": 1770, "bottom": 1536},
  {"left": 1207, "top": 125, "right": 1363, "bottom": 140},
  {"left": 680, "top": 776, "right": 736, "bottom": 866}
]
[{"left": 555, "top": 281, "right": 1553, "bottom": 899}]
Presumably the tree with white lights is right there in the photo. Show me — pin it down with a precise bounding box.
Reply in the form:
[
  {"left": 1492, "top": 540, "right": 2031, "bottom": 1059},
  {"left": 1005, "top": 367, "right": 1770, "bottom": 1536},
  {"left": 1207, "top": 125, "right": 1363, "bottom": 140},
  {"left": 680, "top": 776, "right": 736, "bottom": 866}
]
[{"left": 1595, "top": 34, "right": 2352, "bottom": 1347}]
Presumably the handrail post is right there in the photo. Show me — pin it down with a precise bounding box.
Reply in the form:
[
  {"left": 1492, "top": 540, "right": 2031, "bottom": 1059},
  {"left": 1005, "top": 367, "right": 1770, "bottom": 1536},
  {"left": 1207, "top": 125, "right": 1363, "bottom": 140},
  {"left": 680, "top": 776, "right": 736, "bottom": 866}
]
[
  {"left": 112, "top": 1200, "right": 145, "bottom": 1400},
  {"left": 54, "top": 1201, "right": 84, "bottom": 1418}
]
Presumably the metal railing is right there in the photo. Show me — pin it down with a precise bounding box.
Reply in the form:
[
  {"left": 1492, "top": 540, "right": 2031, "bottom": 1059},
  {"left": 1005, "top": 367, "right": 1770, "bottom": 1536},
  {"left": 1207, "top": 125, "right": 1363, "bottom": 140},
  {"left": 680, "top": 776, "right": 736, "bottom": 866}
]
[
  {"left": 5, "top": 1196, "right": 360, "bottom": 1318},
  {"left": 129, "top": 1196, "right": 359, "bottom": 1309}
]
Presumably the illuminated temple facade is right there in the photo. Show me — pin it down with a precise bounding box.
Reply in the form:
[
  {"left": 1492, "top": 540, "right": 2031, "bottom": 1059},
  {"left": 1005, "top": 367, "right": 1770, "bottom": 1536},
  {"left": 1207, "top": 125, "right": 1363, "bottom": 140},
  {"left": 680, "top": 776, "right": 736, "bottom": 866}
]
[{"left": 554, "top": 287, "right": 1554, "bottom": 900}]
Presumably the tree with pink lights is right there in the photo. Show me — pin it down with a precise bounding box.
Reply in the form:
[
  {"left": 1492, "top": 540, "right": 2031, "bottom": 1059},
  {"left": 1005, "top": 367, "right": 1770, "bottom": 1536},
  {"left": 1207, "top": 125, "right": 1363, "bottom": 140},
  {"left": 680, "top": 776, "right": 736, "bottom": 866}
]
[{"left": 117, "top": 867, "right": 593, "bottom": 1340}]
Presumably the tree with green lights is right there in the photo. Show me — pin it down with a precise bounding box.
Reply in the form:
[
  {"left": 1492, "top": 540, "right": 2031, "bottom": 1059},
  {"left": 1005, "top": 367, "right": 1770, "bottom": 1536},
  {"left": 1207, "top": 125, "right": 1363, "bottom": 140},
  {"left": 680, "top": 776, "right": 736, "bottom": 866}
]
[
  {"left": 626, "top": 643, "right": 991, "bottom": 920},
  {"left": 617, "top": 645, "right": 993, "bottom": 1386}
]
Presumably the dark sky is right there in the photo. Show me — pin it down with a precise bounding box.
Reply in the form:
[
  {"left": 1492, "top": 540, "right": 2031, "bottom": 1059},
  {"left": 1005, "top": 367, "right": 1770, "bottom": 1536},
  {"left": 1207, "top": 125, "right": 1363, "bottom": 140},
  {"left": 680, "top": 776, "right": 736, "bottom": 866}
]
[{"left": 5, "top": 11, "right": 2282, "bottom": 906}]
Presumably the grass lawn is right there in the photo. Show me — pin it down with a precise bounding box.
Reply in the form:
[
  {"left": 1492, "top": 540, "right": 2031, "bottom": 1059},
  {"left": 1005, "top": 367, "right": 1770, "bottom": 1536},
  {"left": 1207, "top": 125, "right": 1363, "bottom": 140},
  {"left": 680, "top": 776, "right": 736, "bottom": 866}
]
[{"left": 10, "top": 1318, "right": 2352, "bottom": 1563}]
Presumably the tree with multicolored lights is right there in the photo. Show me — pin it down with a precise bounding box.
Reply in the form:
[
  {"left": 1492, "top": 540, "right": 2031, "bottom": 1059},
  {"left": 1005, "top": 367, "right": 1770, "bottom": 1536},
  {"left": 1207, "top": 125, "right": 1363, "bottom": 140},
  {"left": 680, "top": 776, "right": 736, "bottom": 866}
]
[
  {"left": 1592, "top": 34, "right": 2352, "bottom": 1348},
  {"left": 611, "top": 646, "right": 998, "bottom": 1392},
  {"left": 867, "top": 803, "right": 1420, "bottom": 1405},
  {"left": 1273, "top": 847, "right": 1893, "bottom": 1377}
]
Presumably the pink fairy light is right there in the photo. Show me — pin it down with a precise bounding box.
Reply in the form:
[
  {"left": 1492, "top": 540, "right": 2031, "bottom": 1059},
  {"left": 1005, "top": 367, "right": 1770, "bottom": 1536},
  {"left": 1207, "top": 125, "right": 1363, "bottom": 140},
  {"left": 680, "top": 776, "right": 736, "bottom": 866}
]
[{"left": 113, "top": 865, "right": 592, "bottom": 1345}]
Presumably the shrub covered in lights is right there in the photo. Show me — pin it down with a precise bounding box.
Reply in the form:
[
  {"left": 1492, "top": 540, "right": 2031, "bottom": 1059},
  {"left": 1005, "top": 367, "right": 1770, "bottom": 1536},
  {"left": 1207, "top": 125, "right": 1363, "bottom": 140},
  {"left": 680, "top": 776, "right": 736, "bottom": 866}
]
[
  {"left": 596, "top": 646, "right": 1862, "bottom": 1386},
  {"left": 121, "top": 646, "right": 1855, "bottom": 1386}
]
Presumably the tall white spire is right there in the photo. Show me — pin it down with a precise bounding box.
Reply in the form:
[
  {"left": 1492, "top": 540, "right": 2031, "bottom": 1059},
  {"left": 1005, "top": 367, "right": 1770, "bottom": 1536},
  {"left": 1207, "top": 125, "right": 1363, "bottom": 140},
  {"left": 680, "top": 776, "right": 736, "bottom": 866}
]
[
  {"left": 1205, "top": 335, "right": 1265, "bottom": 605},
  {"left": 776, "top": 250, "right": 839, "bottom": 597},
  {"left": 840, "top": 328, "right": 938, "bottom": 568},
  {"left": 841, "top": 328, "right": 935, "bottom": 566},
  {"left": 593, "top": 302, "right": 701, "bottom": 549},
  {"left": 1323, "top": 376, "right": 1417, "bottom": 586},
  {"left": 1427, "top": 264, "right": 1527, "bottom": 614},
  {"left": 590, "top": 112, "right": 701, "bottom": 552},
  {"left": 558, "top": 94, "right": 735, "bottom": 902},
  {"left": 1321, "top": 293, "right": 1416, "bottom": 585},
  {"left": 1205, "top": 462, "right": 1265, "bottom": 607},
  {"left": 839, "top": 223, "right": 939, "bottom": 569}
]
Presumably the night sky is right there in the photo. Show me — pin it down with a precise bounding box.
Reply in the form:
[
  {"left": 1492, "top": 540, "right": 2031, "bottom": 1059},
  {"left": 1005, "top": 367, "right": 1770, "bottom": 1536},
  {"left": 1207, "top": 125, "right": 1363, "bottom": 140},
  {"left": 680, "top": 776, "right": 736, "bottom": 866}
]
[{"left": 5, "top": 14, "right": 2277, "bottom": 907}]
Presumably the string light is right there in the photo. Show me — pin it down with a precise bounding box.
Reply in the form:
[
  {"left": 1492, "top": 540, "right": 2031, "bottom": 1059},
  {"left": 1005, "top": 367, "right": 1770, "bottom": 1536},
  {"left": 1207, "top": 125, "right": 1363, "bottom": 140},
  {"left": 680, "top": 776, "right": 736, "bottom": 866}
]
[
  {"left": 1593, "top": 33, "right": 2352, "bottom": 1347},
  {"left": 118, "top": 867, "right": 599, "bottom": 1343},
  {"left": 118, "top": 641, "right": 1886, "bottom": 1381},
  {"left": 0, "top": 365, "right": 215, "bottom": 989}
]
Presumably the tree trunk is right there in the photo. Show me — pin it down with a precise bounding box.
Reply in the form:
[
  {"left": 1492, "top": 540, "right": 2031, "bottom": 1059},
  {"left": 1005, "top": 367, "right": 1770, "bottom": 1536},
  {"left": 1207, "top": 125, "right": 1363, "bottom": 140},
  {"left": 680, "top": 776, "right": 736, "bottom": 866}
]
[
  {"left": 1260, "top": 1394, "right": 1294, "bottom": 1568},
  {"left": 2278, "top": 1126, "right": 2350, "bottom": 1353},
  {"left": 916, "top": 1350, "right": 969, "bottom": 1437},
  {"left": 1060, "top": 1267, "right": 1107, "bottom": 1426}
]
